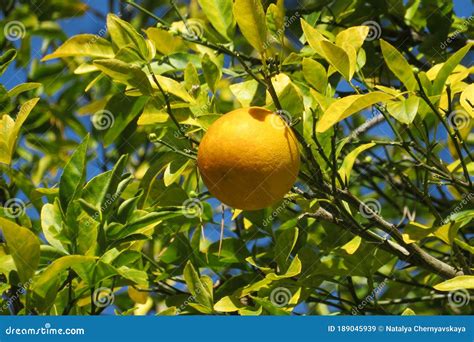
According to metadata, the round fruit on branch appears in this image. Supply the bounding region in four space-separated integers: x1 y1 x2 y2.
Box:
197 107 300 210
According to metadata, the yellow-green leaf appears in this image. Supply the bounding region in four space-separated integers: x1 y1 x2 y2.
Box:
402 221 436 244
380 39 417 91
146 28 185 55
233 0 267 53
432 44 472 95
339 143 375 183
401 308 416 315
302 58 327 93
214 295 242 312
386 95 420 124
320 40 350 80
317 92 393 132
434 275 474 291
0 98 39 165
107 14 149 60
198 0 235 41
0 218 40 284
42 35 114 61
341 236 362 254
460 83 474 118
335 26 369 79
301 19 328 57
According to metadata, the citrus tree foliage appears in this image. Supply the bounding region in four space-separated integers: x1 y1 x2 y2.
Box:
0 0 473 315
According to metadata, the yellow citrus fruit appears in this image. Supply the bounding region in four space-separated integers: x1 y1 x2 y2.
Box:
197 107 300 210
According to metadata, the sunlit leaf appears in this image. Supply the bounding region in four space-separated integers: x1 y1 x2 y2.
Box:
317 92 393 132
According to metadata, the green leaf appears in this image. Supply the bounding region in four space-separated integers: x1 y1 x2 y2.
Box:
59 135 89 212
275 227 299 272
202 54 221 93
0 218 40 284
339 143 375 183
317 92 394 132
102 95 147 146
93 59 152 96
7 83 41 98
41 201 69 253
320 40 350 80
229 80 260 107
31 255 96 298
434 275 474 291
233 0 267 53
380 39 417 91
386 96 420 124
107 14 149 61
0 49 17 76
432 44 472 95
302 58 327 93
183 261 214 311
42 35 115 61
267 255 302 280
197 0 235 41
0 98 39 165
